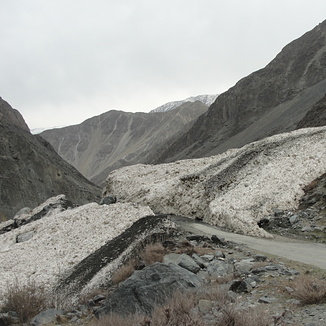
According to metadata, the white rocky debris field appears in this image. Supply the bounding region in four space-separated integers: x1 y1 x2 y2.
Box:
104 126 326 238
0 202 153 300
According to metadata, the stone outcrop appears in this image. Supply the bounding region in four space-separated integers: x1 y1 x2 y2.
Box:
40 101 208 185
0 97 101 219
154 20 326 163
96 262 203 317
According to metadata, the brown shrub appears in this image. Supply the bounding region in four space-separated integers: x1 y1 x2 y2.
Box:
146 291 202 326
94 313 144 326
140 242 165 265
216 305 271 326
1 279 46 323
111 259 138 285
290 274 326 304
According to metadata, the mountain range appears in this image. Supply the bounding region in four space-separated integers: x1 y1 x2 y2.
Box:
40 20 326 183
1 20 326 219
40 101 208 185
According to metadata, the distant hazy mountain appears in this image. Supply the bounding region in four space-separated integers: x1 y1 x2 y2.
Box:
150 94 218 113
153 20 326 163
0 97 101 219
40 101 208 186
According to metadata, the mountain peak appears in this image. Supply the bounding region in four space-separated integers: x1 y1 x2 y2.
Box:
150 94 218 113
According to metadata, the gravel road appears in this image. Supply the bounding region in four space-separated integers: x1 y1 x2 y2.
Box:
172 216 326 270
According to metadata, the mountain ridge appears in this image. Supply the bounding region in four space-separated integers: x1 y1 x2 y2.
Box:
0 98 101 219
153 20 326 163
40 101 208 185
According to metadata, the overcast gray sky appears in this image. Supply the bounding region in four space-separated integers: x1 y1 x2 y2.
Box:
1 1 326 129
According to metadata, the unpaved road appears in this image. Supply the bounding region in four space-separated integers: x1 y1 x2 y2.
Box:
172 217 326 270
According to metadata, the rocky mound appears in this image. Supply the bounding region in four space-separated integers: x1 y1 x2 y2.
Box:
0 197 155 301
103 127 326 237
0 97 101 219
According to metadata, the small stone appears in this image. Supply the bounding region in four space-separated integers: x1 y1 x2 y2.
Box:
93 294 106 303
100 195 117 205
258 296 277 304
254 255 267 262
192 253 208 268
289 215 298 224
201 254 214 262
214 250 225 259
211 235 226 245
229 280 252 293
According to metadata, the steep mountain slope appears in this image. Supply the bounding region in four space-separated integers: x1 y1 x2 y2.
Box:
0 97 101 219
154 20 326 163
40 101 208 185
296 92 326 128
150 94 218 113
104 126 326 238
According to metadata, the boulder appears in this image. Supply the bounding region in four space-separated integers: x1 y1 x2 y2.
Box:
30 309 64 326
207 260 231 277
163 253 201 273
100 195 117 205
16 231 34 243
14 195 73 227
96 262 202 317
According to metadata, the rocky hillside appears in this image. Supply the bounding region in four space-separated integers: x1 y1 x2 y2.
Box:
40 101 208 185
103 126 326 238
154 20 326 163
296 92 326 128
0 97 101 219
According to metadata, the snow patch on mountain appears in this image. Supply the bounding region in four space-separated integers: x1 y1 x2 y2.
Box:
0 202 153 300
104 127 326 238
150 94 218 113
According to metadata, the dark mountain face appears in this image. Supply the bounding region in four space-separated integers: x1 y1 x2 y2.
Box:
40 101 208 186
154 20 326 163
296 92 326 128
0 98 101 220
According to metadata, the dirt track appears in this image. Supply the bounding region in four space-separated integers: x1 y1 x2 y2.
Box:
172 217 326 270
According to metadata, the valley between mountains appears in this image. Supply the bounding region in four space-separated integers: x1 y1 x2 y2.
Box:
0 19 326 326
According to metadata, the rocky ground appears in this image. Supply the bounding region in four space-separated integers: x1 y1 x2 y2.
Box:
1 217 325 326
259 173 326 244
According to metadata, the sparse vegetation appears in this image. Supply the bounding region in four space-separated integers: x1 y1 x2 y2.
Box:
140 242 165 265
111 258 138 285
1 279 46 323
289 274 326 304
215 305 271 326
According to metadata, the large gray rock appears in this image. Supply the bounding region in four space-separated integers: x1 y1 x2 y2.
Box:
163 253 201 273
14 194 73 227
97 262 202 317
30 309 64 326
207 260 231 277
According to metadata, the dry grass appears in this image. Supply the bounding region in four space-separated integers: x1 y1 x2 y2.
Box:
216 305 271 326
289 274 326 304
92 313 144 326
140 242 166 265
111 259 138 285
1 279 46 323
147 290 202 326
